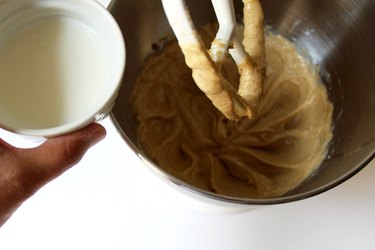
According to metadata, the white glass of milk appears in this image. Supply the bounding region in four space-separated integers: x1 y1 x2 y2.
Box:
0 0 125 137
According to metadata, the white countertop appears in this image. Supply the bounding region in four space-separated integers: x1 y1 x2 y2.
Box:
1 0 374 249
0 118 374 250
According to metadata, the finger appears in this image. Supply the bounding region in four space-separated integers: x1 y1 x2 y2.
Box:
0 138 14 154
17 123 106 182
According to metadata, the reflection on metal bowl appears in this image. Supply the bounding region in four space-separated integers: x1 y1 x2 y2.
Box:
109 0 375 207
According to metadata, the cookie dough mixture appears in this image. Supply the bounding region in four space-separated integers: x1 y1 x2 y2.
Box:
131 30 333 199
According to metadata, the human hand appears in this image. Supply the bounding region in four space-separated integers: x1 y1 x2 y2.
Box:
0 123 106 227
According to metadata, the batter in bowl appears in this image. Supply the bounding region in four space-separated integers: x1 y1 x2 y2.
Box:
131 25 333 198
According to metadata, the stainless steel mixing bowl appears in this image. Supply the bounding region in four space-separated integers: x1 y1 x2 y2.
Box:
109 0 375 205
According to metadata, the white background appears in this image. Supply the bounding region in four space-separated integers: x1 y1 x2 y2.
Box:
0 0 375 249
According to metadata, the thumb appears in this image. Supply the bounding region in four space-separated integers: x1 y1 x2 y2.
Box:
18 123 106 183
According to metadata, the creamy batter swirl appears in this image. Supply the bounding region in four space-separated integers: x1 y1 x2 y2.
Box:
131 32 333 198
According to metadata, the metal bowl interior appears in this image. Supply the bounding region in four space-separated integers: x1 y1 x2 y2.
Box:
109 0 375 204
